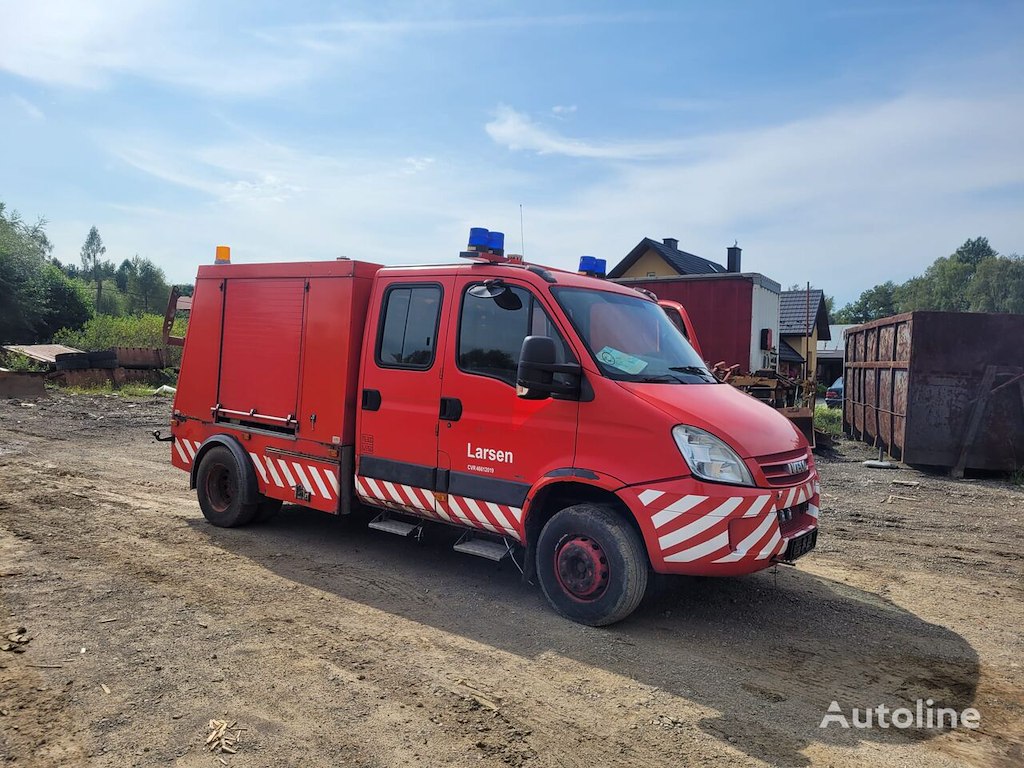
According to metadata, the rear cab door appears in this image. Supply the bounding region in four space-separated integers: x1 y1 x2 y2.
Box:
356 272 454 516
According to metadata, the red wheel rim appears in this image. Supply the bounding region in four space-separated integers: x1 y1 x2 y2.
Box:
555 535 609 601
204 463 233 513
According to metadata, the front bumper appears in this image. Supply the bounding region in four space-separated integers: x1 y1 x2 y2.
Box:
621 473 820 576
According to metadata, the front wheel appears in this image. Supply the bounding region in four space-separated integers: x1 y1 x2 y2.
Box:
536 504 649 626
196 446 257 527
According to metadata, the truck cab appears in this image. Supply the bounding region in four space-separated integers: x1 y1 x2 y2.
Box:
169 232 819 626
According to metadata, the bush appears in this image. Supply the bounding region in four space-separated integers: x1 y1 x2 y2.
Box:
814 404 843 437
0 351 47 372
52 313 187 366
37 265 93 339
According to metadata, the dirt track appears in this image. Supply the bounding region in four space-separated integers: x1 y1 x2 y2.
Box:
1 392 1022 767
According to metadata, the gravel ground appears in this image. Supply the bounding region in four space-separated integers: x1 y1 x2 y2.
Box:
1 391 1021 767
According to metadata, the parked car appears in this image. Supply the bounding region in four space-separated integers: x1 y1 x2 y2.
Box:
826 377 844 408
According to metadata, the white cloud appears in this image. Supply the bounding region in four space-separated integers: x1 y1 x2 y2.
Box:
0 3 655 97
486 104 697 159
551 104 577 117
281 12 655 39
10 94 44 120
402 157 436 175
0 0 339 95
72 83 1024 300
483 94 1024 301
77 131 529 283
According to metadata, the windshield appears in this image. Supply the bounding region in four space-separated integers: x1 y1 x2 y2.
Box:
552 287 717 384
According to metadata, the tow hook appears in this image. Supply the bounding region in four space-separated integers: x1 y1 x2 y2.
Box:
152 430 174 442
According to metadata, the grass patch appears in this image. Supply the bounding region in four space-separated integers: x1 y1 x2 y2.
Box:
814 404 843 437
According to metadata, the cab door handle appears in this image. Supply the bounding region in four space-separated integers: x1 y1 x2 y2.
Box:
362 389 382 411
439 397 462 421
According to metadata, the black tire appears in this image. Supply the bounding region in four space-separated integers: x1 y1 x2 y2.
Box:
87 349 117 364
254 497 283 523
536 503 649 626
196 446 257 527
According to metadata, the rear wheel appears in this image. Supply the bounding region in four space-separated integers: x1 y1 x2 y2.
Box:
196 446 257 527
536 503 648 626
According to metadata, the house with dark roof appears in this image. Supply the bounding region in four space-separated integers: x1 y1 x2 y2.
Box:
778 289 831 379
608 237 731 279
610 241 785 374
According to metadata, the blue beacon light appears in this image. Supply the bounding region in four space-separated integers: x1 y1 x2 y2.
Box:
578 256 607 277
468 227 490 250
487 230 505 255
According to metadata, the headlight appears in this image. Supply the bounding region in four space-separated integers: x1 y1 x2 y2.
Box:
672 425 754 486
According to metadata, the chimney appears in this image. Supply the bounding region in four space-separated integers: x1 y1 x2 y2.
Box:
727 243 742 273
663 237 678 250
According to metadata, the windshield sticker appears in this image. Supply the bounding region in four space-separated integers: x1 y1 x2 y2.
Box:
596 346 648 374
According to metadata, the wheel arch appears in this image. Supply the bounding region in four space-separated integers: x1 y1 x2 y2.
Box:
521 477 648 583
189 434 260 505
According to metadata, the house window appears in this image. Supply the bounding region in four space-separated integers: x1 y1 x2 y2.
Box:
646 271 656 277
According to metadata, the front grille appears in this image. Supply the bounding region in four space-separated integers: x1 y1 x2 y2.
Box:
757 448 811 487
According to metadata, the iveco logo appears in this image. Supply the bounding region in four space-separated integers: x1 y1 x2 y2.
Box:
786 459 809 475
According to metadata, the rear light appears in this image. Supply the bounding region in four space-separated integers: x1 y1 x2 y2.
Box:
826 389 839 398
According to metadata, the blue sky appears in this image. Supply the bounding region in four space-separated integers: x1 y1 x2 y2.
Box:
1 1 1022 304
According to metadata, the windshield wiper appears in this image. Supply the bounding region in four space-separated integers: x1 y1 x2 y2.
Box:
628 373 685 384
669 366 718 382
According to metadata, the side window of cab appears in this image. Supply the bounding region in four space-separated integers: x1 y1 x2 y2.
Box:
458 283 574 386
375 284 442 370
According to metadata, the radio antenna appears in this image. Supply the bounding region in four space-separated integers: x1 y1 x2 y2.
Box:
519 204 526 257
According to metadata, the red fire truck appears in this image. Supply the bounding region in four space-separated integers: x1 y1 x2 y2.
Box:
165 229 819 625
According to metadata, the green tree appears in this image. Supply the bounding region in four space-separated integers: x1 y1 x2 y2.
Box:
80 225 112 311
966 254 1024 313
126 255 170 312
1 203 91 343
900 256 974 311
115 258 135 293
951 236 998 269
838 237 1020 320
50 258 81 279
95 280 128 315
0 204 49 342
834 281 900 323
37 264 93 339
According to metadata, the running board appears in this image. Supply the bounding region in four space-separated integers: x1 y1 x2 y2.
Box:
368 514 421 538
453 534 511 562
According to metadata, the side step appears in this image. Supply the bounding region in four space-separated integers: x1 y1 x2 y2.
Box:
453 534 511 562
368 514 421 538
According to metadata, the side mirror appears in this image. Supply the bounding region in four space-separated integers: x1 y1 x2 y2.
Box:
516 336 581 400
